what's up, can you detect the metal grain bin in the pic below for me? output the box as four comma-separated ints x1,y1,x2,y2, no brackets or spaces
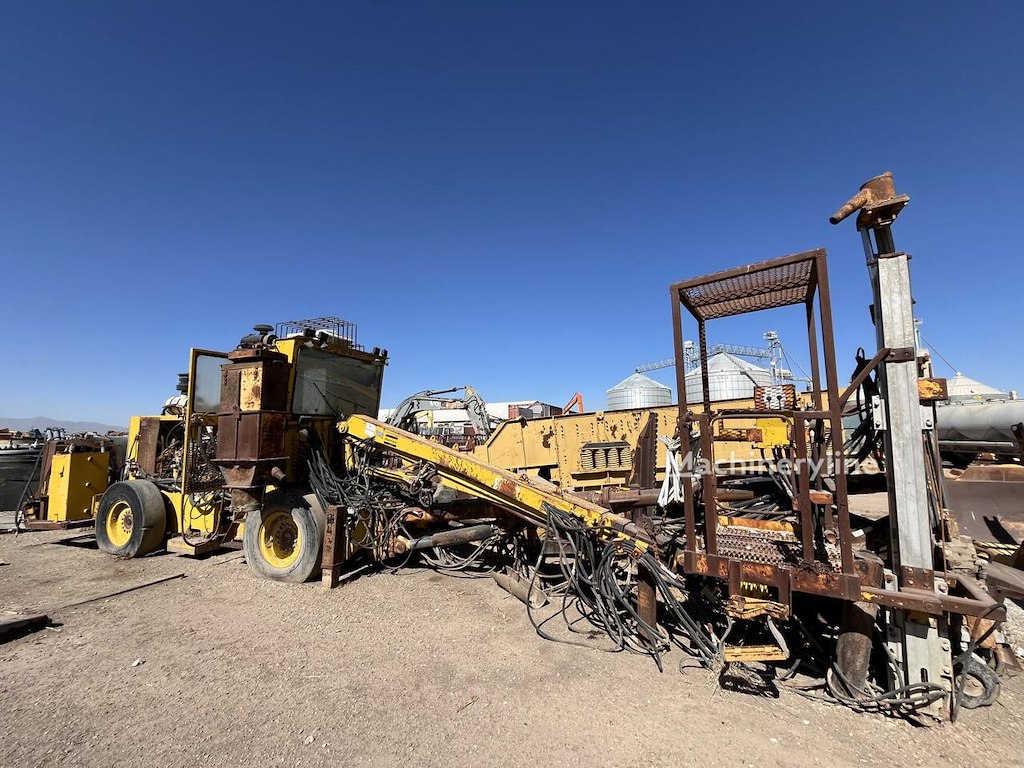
606,373,672,410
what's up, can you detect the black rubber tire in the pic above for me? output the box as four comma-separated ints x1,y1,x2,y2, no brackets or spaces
243,491,326,584
958,655,1000,709
95,480,167,558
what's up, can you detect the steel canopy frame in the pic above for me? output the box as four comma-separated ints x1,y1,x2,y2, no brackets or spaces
667,235,1000,648
669,248,861,603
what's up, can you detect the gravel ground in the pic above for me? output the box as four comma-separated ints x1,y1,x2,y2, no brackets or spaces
1,527,1022,768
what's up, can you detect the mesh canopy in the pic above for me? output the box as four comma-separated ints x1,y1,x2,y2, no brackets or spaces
675,252,819,321
276,316,360,349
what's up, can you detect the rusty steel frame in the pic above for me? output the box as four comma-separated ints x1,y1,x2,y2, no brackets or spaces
667,249,1002,621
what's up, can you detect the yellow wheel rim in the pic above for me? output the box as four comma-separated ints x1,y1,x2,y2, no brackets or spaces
258,510,301,569
106,500,133,548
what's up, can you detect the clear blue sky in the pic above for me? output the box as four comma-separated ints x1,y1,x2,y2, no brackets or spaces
2,2,1021,425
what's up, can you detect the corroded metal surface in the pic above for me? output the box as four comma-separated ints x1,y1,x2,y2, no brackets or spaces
671,251,819,322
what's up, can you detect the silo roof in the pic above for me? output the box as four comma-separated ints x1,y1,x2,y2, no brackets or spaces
946,373,1006,399
608,372,671,392
687,352,770,375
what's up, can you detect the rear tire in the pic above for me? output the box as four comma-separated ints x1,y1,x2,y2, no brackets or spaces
96,480,166,558
243,491,326,583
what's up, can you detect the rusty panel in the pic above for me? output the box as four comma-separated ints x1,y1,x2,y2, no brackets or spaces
215,412,287,464
673,251,820,321
627,412,658,488
220,366,241,412
136,417,161,475
219,359,291,413
240,367,263,411
918,377,948,402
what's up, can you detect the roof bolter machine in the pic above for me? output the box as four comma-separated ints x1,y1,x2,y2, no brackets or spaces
84,176,1009,723
94,317,389,583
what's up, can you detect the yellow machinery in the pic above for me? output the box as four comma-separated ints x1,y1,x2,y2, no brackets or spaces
47,452,109,522
94,318,388,583
469,396,814,491
83,174,1014,721
19,435,120,529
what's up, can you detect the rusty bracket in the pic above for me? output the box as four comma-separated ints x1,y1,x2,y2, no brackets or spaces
885,347,916,363
321,505,349,589
900,565,935,591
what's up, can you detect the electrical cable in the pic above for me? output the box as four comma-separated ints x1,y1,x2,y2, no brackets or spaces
918,332,960,377
522,502,720,670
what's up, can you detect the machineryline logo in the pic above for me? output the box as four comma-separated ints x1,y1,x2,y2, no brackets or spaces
673,451,870,480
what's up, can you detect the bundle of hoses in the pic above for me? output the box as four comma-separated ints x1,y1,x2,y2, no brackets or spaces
527,503,720,670
825,664,947,716
306,435,415,564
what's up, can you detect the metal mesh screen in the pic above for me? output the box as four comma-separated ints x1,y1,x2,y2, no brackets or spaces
276,317,361,350
679,257,814,320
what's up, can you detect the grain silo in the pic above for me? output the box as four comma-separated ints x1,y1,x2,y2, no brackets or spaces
606,373,672,410
684,352,772,403
944,373,1007,403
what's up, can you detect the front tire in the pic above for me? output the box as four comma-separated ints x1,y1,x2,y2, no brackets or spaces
96,480,166,558
243,492,326,583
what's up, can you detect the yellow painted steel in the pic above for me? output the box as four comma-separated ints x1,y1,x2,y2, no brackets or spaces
257,509,302,568
116,337,385,554
468,392,818,492
106,500,133,548
722,644,789,662
754,417,789,449
123,412,221,537
240,367,264,411
341,414,645,549
48,452,109,522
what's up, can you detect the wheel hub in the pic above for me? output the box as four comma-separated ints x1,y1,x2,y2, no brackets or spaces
258,511,302,569
106,500,134,548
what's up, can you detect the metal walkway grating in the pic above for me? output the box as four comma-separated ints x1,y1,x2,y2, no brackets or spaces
673,250,819,321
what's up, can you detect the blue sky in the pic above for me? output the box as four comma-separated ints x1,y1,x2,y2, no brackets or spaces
1,2,1021,425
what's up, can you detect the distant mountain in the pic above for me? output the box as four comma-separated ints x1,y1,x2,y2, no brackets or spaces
0,416,127,434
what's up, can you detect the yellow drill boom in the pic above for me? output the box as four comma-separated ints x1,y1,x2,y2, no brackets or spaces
340,414,651,549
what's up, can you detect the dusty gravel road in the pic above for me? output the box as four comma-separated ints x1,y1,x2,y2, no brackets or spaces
1,527,1021,768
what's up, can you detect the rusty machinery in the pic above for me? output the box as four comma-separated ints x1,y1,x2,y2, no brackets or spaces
385,385,496,449
85,176,1008,721
303,173,1007,722
92,317,389,583
655,172,1001,719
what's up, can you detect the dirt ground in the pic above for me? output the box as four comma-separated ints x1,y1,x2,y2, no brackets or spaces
1,526,1022,768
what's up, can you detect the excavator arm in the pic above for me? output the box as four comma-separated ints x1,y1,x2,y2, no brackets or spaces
385,386,496,442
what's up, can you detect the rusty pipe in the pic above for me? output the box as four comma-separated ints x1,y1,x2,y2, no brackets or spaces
403,524,499,552
493,569,549,608
594,487,755,508
829,171,897,225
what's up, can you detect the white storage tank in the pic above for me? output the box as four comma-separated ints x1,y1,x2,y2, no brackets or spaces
684,352,772,403
606,373,672,410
